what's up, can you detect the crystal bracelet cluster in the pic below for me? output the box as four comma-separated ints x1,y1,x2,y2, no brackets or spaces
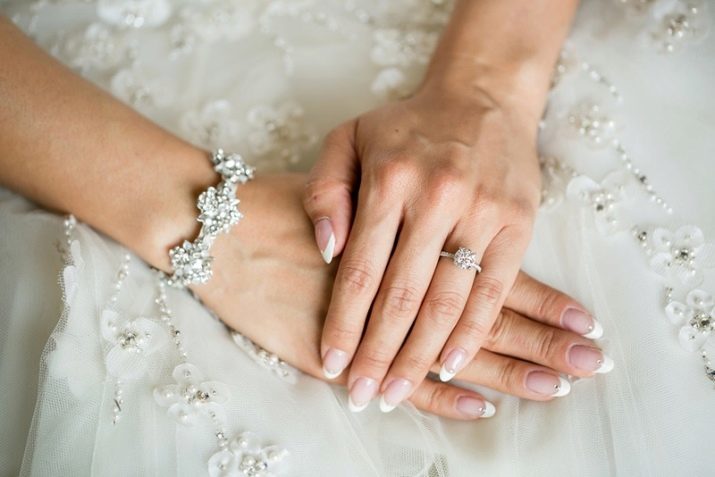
167,149,254,288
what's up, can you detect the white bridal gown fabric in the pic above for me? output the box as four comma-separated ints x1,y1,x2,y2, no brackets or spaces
1,0,715,476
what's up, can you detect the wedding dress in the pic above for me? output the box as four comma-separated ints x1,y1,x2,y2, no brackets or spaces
1,1,714,475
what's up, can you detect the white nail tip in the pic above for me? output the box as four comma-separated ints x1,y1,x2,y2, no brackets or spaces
348,397,369,413
439,366,456,383
482,401,496,418
321,233,335,264
595,355,615,374
553,377,571,397
583,319,604,340
379,396,396,413
322,367,342,380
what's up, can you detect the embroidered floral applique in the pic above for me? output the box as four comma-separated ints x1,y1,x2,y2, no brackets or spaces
567,171,630,235
208,432,288,477
643,225,715,288
154,363,230,425
245,101,317,165
100,309,168,379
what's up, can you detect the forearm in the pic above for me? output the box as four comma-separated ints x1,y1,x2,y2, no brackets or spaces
422,0,578,124
0,17,213,269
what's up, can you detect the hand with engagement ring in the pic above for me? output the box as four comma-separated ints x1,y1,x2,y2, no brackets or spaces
304,2,590,412
302,1,602,413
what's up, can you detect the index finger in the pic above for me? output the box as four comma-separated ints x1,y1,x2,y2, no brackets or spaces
320,189,401,380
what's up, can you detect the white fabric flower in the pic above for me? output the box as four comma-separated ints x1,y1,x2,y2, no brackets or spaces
567,102,617,148
100,309,167,379
370,29,437,67
110,67,172,109
154,363,229,425
208,432,288,477
55,23,128,73
567,171,629,235
62,239,85,302
649,225,715,287
246,102,317,164
97,0,172,29
180,100,241,150
371,67,407,99
666,289,715,351
178,0,256,43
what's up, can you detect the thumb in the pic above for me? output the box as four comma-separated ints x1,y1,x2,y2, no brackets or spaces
303,120,359,264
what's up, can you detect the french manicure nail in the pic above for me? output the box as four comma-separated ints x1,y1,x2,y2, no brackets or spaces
526,371,571,397
379,378,413,413
348,377,377,413
322,348,348,379
583,318,604,340
439,348,467,382
562,307,603,339
568,345,614,374
315,218,335,264
456,396,496,419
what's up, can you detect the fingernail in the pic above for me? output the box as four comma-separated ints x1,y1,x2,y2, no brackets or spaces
439,348,467,382
562,307,603,339
315,218,335,264
456,396,496,419
322,348,348,379
348,377,378,413
526,372,571,397
568,345,614,374
379,378,412,413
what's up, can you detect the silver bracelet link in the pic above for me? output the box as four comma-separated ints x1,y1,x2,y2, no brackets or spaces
167,149,254,288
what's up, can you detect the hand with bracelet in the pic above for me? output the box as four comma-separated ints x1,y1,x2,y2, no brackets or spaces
303,0,611,412
0,12,610,422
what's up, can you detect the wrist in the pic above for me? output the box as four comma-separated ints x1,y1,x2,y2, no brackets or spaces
419,55,552,129
123,144,217,272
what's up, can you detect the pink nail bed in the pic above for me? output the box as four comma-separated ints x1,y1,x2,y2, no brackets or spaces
525,371,570,397
561,307,595,335
380,378,412,411
349,377,378,411
568,345,603,372
322,348,348,379
456,396,487,418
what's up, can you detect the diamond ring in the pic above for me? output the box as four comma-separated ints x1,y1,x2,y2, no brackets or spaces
440,247,481,272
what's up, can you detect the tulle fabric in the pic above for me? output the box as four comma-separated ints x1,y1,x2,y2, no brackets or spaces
1,1,715,475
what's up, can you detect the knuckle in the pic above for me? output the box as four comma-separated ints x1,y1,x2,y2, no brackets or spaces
326,319,362,345
535,288,565,321
357,346,394,372
375,154,416,185
485,310,510,348
402,353,433,374
428,166,468,204
509,197,538,222
532,327,559,360
425,383,451,412
473,276,505,306
303,177,336,207
458,316,492,342
338,259,375,294
497,359,520,389
381,284,420,318
426,291,466,325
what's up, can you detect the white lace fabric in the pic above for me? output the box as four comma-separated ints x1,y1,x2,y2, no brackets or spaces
1,0,715,476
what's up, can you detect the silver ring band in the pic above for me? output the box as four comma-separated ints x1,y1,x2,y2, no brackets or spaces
440,247,481,272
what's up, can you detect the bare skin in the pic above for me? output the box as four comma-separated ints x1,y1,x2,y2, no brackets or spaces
0,12,604,421
303,0,583,411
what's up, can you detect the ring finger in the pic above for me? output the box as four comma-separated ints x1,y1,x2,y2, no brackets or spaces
375,238,489,412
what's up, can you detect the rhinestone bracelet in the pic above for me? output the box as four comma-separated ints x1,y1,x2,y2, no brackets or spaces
166,149,254,288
